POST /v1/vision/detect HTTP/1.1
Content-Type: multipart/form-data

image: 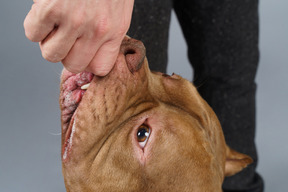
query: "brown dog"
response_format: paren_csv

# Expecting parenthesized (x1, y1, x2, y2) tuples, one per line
(59, 36, 252, 192)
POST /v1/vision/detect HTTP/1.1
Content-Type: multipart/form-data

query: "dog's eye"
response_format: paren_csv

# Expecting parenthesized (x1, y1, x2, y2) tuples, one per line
(137, 125, 151, 148)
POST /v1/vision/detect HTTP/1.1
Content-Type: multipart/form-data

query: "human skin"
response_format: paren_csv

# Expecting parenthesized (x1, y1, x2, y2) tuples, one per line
(24, 0, 134, 76)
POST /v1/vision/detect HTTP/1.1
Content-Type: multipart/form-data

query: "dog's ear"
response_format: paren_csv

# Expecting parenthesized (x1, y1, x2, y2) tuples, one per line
(224, 146, 253, 177)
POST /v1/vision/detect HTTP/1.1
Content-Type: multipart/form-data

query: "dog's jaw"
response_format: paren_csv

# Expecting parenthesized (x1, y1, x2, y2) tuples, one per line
(59, 70, 94, 161)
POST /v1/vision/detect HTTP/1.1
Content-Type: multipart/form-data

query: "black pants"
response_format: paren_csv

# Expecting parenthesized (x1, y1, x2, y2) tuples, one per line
(128, 0, 264, 191)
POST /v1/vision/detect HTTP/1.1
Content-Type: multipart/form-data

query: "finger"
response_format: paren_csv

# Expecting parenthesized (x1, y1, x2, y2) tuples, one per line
(39, 25, 78, 63)
(62, 36, 101, 74)
(87, 39, 122, 76)
(24, 2, 59, 42)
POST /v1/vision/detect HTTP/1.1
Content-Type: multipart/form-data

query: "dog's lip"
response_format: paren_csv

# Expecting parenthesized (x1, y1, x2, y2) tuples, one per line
(60, 70, 93, 127)
(62, 114, 76, 161)
(60, 70, 94, 160)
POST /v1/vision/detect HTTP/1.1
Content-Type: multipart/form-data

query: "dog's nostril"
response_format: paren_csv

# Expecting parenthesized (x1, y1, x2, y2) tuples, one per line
(124, 49, 136, 56)
(120, 38, 146, 73)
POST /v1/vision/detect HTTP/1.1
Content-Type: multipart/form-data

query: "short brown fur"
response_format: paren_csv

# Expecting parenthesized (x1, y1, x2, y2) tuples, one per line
(59, 37, 252, 192)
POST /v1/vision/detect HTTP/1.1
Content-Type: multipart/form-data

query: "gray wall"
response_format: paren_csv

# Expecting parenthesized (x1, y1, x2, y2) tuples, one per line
(0, 0, 287, 191)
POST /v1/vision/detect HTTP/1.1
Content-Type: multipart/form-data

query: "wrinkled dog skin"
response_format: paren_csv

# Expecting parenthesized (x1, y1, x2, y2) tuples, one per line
(59, 36, 252, 192)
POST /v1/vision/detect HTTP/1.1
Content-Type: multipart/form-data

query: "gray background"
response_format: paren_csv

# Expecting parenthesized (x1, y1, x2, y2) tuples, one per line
(0, 0, 287, 191)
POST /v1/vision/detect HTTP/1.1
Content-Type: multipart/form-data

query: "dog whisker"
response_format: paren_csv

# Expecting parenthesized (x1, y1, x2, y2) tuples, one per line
(194, 76, 210, 89)
(48, 132, 61, 136)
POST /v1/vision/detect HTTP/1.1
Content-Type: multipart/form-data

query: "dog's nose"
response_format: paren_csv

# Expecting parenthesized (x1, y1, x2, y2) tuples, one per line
(120, 36, 146, 73)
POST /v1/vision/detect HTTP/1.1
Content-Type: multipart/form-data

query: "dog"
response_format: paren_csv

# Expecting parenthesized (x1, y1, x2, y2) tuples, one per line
(59, 36, 252, 192)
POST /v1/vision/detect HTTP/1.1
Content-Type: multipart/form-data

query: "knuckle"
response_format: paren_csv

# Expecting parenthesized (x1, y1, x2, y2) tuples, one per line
(24, 28, 36, 41)
(94, 17, 110, 37)
(94, 69, 110, 77)
(41, 49, 60, 63)
(118, 20, 130, 36)
(23, 17, 40, 42)
(40, 5, 61, 23)
(71, 16, 85, 30)
(24, 29, 41, 42)
(24, 28, 43, 42)
(62, 62, 84, 74)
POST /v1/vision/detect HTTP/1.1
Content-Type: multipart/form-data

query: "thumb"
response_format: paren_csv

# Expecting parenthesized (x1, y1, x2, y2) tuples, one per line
(87, 40, 121, 76)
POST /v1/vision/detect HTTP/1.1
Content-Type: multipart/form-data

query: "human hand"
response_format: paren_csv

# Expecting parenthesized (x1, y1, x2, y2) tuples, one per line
(24, 0, 134, 76)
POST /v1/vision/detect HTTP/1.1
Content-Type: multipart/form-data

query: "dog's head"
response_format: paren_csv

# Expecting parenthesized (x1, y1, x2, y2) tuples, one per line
(59, 36, 252, 192)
